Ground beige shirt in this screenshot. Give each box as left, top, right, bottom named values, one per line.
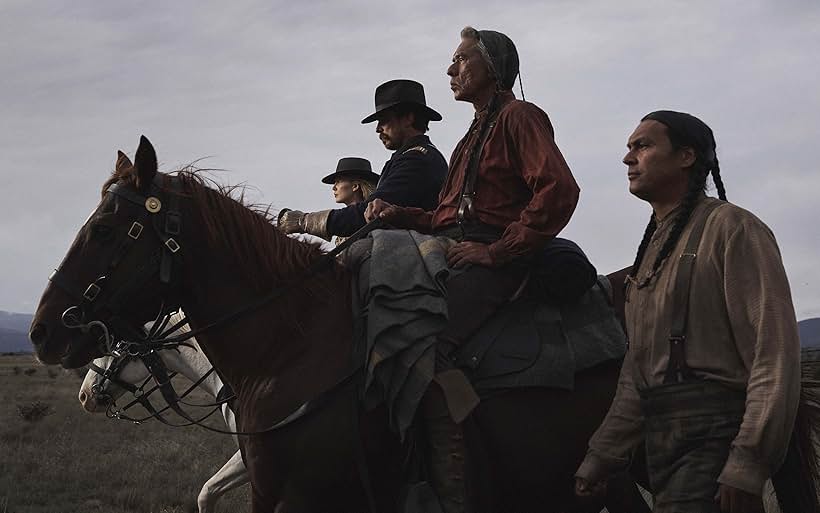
left=576, top=197, right=801, bottom=494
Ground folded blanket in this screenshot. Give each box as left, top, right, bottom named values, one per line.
left=363, top=229, right=458, bottom=437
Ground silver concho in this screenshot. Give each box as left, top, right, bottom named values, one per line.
left=145, top=197, right=162, bottom=213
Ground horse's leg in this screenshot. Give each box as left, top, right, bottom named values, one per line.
left=771, top=383, right=820, bottom=513
left=472, top=360, right=626, bottom=512
left=197, top=449, right=250, bottom=513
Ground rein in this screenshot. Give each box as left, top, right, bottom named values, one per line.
left=158, top=215, right=385, bottom=345
left=91, top=353, right=232, bottom=427
left=56, top=173, right=383, bottom=435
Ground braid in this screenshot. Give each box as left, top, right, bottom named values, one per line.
left=632, top=110, right=727, bottom=286
left=630, top=215, right=657, bottom=279
left=711, top=155, right=727, bottom=201
left=464, top=93, right=501, bottom=171
left=648, top=168, right=709, bottom=276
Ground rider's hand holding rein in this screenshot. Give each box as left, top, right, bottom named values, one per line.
left=364, top=198, right=401, bottom=223
left=366, top=198, right=494, bottom=269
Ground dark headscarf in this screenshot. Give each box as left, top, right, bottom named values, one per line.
left=473, top=29, right=520, bottom=91
left=642, top=110, right=717, bottom=169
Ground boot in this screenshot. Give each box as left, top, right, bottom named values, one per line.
left=422, top=381, right=470, bottom=513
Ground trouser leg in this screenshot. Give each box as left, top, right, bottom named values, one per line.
left=422, top=265, right=526, bottom=513
left=421, top=378, right=469, bottom=513
left=642, top=383, right=745, bottom=513
left=438, top=264, right=528, bottom=346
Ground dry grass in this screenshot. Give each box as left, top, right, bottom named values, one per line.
left=0, top=354, right=251, bottom=513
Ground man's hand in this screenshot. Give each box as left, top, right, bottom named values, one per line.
left=446, top=241, right=493, bottom=268
left=574, top=477, right=607, bottom=498
left=365, top=198, right=400, bottom=222
left=277, top=208, right=305, bottom=234
left=716, top=484, right=764, bottom=513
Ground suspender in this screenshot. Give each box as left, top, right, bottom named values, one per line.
left=663, top=200, right=723, bottom=384
left=456, top=102, right=502, bottom=225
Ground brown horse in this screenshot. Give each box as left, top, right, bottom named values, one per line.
left=28, top=137, right=814, bottom=512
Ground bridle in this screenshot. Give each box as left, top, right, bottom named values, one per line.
left=49, top=174, right=185, bottom=357
left=88, top=346, right=233, bottom=428
left=53, top=172, right=383, bottom=511
left=46, top=172, right=385, bottom=435
left=47, top=173, right=235, bottom=430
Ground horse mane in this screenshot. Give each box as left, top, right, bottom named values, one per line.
left=103, top=164, right=343, bottom=299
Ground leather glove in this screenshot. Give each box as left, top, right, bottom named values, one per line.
left=277, top=208, right=331, bottom=240
left=277, top=208, right=305, bottom=234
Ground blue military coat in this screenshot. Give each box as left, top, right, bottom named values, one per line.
left=326, top=134, right=447, bottom=237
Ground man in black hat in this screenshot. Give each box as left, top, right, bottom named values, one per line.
left=278, top=79, right=448, bottom=240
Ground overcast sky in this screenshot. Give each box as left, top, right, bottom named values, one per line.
left=1, top=0, right=818, bottom=319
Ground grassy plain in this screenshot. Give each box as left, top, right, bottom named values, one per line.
left=0, top=354, right=251, bottom=513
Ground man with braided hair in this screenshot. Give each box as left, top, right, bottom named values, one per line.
left=575, top=111, right=801, bottom=513
left=367, top=27, right=579, bottom=513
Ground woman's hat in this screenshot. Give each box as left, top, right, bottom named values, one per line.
left=321, top=157, right=380, bottom=184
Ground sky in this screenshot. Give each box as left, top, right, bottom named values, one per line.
left=1, top=0, right=818, bottom=319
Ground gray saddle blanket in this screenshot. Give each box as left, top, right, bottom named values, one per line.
left=344, top=229, right=626, bottom=437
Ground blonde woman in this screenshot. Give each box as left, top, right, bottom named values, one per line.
left=323, top=157, right=378, bottom=207
left=322, top=157, right=378, bottom=245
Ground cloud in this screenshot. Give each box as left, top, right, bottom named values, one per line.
left=1, top=0, right=818, bottom=318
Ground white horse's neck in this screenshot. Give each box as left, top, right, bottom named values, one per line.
left=162, top=341, right=224, bottom=399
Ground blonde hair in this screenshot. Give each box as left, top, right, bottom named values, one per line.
left=351, top=179, right=376, bottom=201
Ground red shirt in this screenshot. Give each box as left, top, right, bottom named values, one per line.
left=401, top=91, right=579, bottom=265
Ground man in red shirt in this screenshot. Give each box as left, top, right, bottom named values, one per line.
left=367, top=27, right=579, bottom=513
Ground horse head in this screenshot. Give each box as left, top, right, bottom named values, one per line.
left=78, top=354, right=141, bottom=412
left=29, top=136, right=181, bottom=368
left=78, top=313, right=209, bottom=414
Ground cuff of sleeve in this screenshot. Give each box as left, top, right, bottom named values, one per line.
left=487, top=240, right=513, bottom=266
left=575, top=450, right=628, bottom=484
left=717, top=452, right=769, bottom=495
left=392, top=207, right=433, bottom=233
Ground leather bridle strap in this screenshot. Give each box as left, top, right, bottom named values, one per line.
left=158, top=216, right=386, bottom=345
left=88, top=360, right=141, bottom=395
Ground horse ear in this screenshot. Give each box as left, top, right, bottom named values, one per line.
left=133, top=135, right=158, bottom=191
left=115, top=151, right=133, bottom=173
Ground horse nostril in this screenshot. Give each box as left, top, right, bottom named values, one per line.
left=29, top=323, right=48, bottom=346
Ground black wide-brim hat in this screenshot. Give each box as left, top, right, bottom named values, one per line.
left=361, top=79, right=443, bottom=124
left=321, top=157, right=380, bottom=184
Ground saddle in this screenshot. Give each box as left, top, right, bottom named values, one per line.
left=343, top=232, right=627, bottom=398
left=454, top=275, right=627, bottom=393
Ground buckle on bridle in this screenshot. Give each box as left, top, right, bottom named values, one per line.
left=164, top=238, right=180, bottom=253
left=128, top=222, right=144, bottom=240
left=83, top=283, right=101, bottom=302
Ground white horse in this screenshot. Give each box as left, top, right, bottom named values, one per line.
left=78, top=313, right=249, bottom=513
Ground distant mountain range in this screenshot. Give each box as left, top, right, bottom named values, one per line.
left=800, top=317, right=820, bottom=348
left=1, top=310, right=819, bottom=354
left=0, top=311, right=34, bottom=353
